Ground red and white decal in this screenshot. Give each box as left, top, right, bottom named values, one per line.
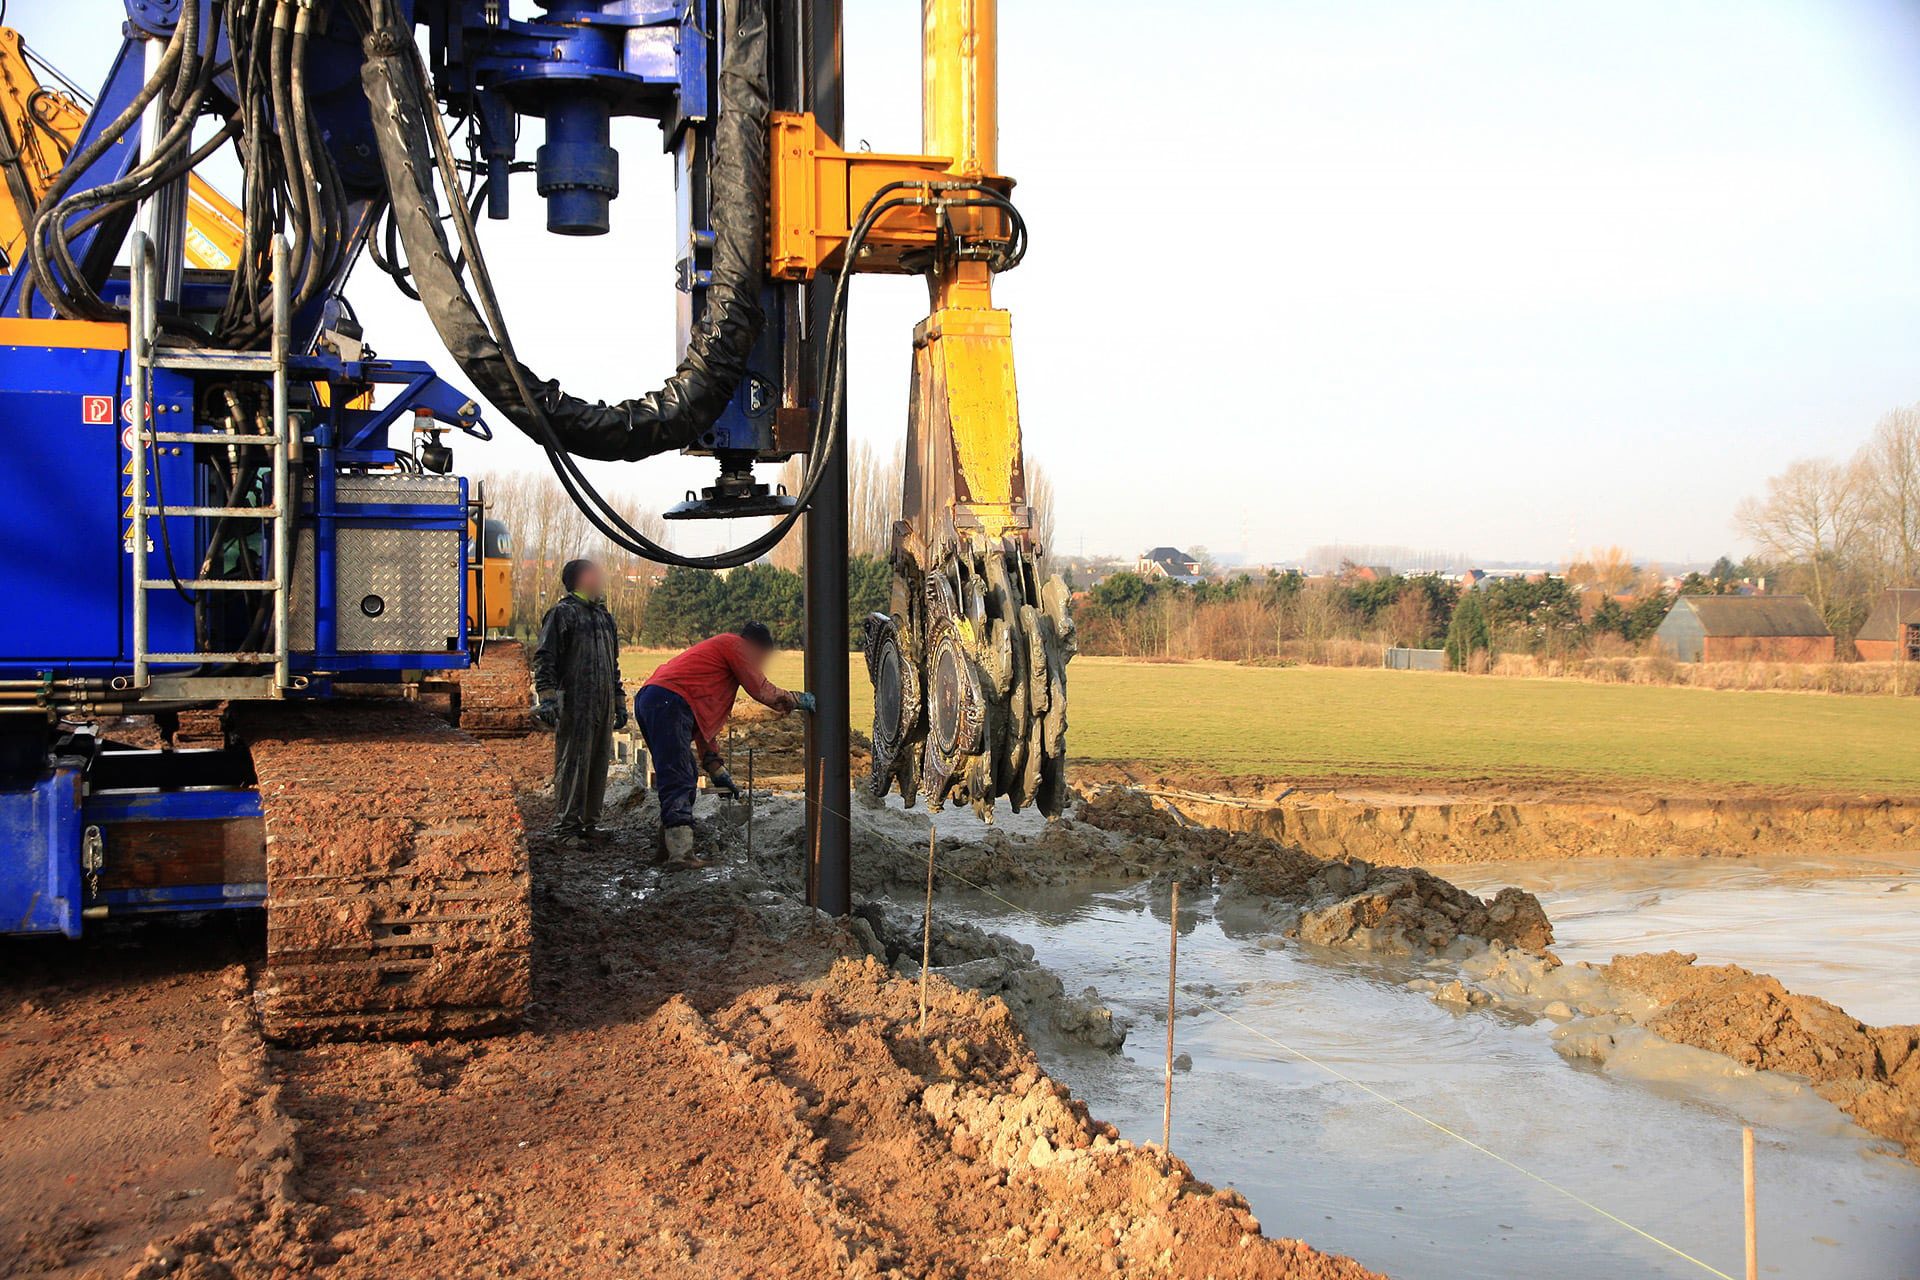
left=82, top=394, right=113, bottom=425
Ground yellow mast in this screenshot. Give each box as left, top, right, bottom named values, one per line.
left=921, top=0, right=998, bottom=311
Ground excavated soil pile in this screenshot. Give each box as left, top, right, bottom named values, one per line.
left=1098, top=775, right=1920, bottom=866
left=1602, top=952, right=1920, bottom=1164
left=854, top=902, right=1127, bottom=1051
left=268, top=960, right=1377, bottom=1278
left=1075, top=788, right=1553, bottom=955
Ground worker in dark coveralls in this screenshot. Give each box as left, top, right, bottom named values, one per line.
left=635, top=622, right=813, bottom=868
left=531, top=559, right=627, bottom=847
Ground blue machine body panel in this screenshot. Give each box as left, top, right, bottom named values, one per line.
left=0, top=331, right=478, bottom=937
left=0, top=342, right=133, bottom=666
left=0, top=0, right=776, bottom=939
left=0, top=764, right=84, bottom=937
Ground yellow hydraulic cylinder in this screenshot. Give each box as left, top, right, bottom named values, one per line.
left=922, top=0, right=996, bottom=177
left=923, top=0, right=998, bottom=310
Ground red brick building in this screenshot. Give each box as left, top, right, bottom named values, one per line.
left=1854, top=589, right=1920, bottom=662
left=1653, top=595, right=1835, bottom=663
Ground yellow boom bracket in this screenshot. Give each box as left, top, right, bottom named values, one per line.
left=767, top=111, right=1014, bottom=282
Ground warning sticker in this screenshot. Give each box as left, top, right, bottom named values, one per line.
left=82, top=394, right=113, bottom=425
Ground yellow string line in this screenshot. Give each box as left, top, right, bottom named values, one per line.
left=929, top=860, right=1739, bottom=1280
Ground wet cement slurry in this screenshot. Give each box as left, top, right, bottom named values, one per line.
left=1438, top=851, right=1920, bottom=1027
left=927, top=876, right=1920, bottom=1280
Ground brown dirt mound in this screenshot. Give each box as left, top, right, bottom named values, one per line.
left=1603, top=952, right=1920, bottom=1163
left=1294, top=867, right=1552, bottom=954
left=1078, top=788, right=1553, bottom=955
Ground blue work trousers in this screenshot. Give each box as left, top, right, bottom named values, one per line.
left=634, top=685, right=699, bottom=830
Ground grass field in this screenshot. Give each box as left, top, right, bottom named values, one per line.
left=621, top=649, right=1920, bottom=795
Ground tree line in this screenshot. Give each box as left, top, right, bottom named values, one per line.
left=1074, top=559, right=1773, bottom=668
left=1735, top=405, right=1920, bottom=638
left=636, top=559, right=890, bottom=649
left=1074, top=403, right=1920, bottom=668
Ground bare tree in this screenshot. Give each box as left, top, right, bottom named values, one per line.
left=1565, top=545, right=1637, bottom=596
left=1735, top=457, right=1870, bottom=622
left=476, top=467, right=665, bottom=635
left=766, top=443, right=1052, bottom=568
left=847, top=440, right=898, bottom=558
left=768, top=457, right=805, bottom=572
left=1385, top=585, right=1434, bottom=647
left=1027, top=458, right=1056, bottom=559
left=1861, top=406, right=1920, bottom=586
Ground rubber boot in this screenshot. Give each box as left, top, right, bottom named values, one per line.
left=661, top=825, right=710, bottom=871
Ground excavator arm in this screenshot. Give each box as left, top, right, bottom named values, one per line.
left=0, top=26, right=242, bottom=275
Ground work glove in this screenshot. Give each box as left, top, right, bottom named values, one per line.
left=791, top=691, right=817, bottom=714
left=702, top=752, right=740, bottom=799
left=613, top=703, right=629, bottom=731
left=533, top=696, right=559, bottom=728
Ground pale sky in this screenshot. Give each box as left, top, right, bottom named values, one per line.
left=25, top=0, right=1920, bottom=565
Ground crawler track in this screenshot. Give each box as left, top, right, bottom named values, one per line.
left=455, top=638, right=534, bottom=736
left=237, top=701, right=531, bottom=1042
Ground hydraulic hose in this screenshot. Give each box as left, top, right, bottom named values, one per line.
left=360, top=0, right=770, bottom=465
left=362, top=2, right=1026, bottom=570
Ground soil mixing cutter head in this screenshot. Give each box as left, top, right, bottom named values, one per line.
left=865, top=534, right=1073, bottom=819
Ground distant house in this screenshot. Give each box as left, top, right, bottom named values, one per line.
left=1854, top=589, right=1920, bottom=662
left=1138, top=546, right=1204, bottom=585
left=1653, top=595, right=1834, bottom=663
left=1344, top=564, right=1394, bottom=584
left=1458, top=568, right=1488, bottom=590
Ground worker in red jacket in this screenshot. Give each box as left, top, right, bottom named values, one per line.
left=635, top=621, right=814, bottom=868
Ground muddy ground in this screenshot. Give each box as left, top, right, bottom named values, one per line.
left=0, top=920, right=254, bottom=1276
left=0, top=733, right=1379, bottom=1280
left=1055, top=788, right=1920, bottom=1164
left=7, top=723, right=1915, bottom=1279
left=815, top=777, right=1920, bottom=1168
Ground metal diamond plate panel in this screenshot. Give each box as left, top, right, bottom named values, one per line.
left=331, top=474, right=462, bottom=505
left=291, top=476, right=464, bottom=654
